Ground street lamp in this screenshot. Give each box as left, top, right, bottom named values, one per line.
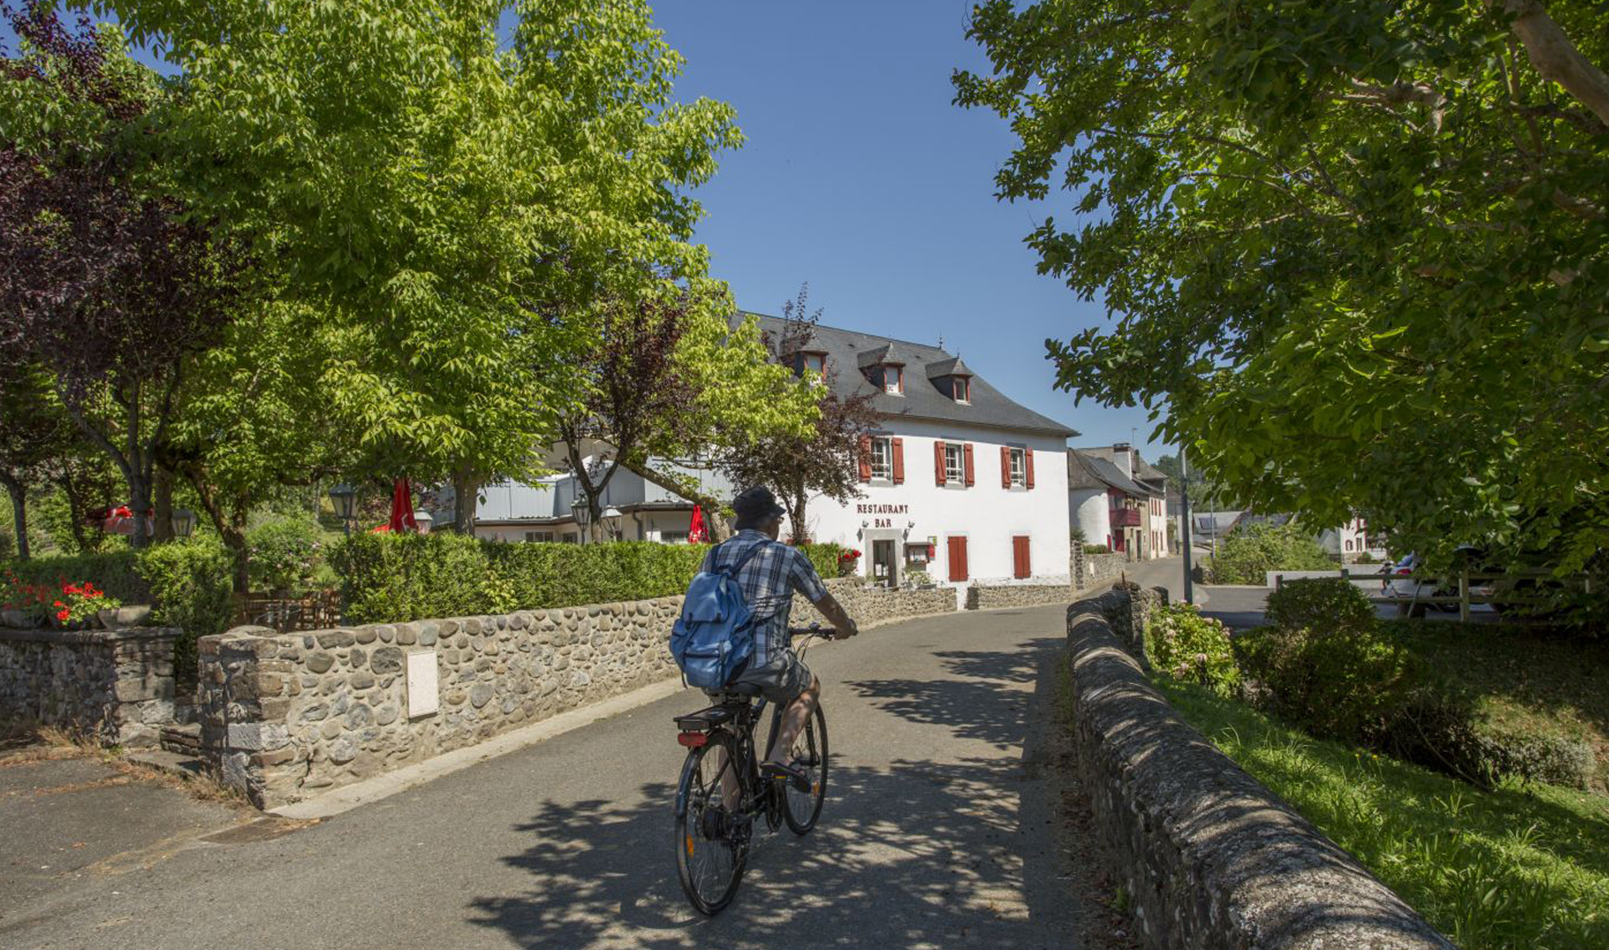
left=571, top=496, right=592, bottom=544
left=601, top=506, right=623, bottom=541
left=170, top=508, right=197, bottom=539
left=329, top=483, right=358, bottom=537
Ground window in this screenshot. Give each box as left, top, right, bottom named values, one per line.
left=1012, top=536, right=1031, bottom=579
left=661, top=531, right=688, bottom=544
left=800, top=352, right=826, bottom=378
left=1008, top=447, right=1026, bottom=488
left=561, top=533, right=579, bottom=544
left=870, top=436, right=893, bottom=481
left=883, top=366, right=903, bottom=394
left=523, top=530, right=555, bottom=543
left=952, top=376, right=971, bottom=403
left=944, top=444, right=965, bottom=484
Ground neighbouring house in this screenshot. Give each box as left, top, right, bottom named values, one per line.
left=446, top=312, right=1079, bottom=591
left=750, top=314, right=1077, bottom=589
left=1068, top=444, right=1168, bottom=560
left=1317, top=516, right=1376, bottom=560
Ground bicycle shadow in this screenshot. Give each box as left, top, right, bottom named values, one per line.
left=467, top=632, right=1083, bottom=949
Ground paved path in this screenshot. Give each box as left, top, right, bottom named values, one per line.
left=1, top=604, right=1089, bottom=950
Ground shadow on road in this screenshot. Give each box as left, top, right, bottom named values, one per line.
left=468, top=629, right=1080, bottom=950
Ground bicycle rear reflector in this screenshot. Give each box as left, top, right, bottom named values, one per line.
left=677, top=732, right=708, bottom=748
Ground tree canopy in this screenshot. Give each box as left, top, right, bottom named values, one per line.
left=957, top=1, right=1609, bottom=576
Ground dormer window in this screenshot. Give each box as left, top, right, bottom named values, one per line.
left=951, top=376, right=971, bottom=403
left=798, top=351, right=827, bottom=379
left=882, top=365, right=904, bottom=394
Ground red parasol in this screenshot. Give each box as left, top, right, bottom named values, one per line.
left=687, top=505, right=707, bottom=544
left=387, top=477, right=419, bottom=533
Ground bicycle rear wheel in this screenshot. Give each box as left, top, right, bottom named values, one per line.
left=769, top=701, right=828, bottom=835
left=674, top=732, right=748, bottom=915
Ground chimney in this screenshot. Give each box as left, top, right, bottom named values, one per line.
left=1112, top=442, right=1134, bottom=479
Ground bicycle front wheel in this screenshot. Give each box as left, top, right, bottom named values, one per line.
left=769, top=701, right=828, bottom=835
left=674, top=731, right=748, bottom=915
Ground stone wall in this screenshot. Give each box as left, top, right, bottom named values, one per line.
left=1064, top=590, right=1454, bottom=950
left=964, top=583, right=1074, bottom=610
left=0, top=626, right=179, bottom=747
left=200, top=583, right=957, bottom=808
left=791, top=577, right=956, bottom=630
left=1072, top=550, right=1128, bottom=589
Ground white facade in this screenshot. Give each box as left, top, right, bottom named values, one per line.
left=797, top=418, right=1071, bottom=588
left=1071, top=488, right=1111, bottom=550
left=1319, top=517, right=1372, bottom=560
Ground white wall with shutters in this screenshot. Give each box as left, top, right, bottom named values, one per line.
left=796, top=417, right=1071, bottom=587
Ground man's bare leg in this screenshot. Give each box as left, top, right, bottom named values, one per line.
left=767, top=676, right=821, bottom=767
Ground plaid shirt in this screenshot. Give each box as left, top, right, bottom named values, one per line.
left=700, top=530, right=829, bottom=666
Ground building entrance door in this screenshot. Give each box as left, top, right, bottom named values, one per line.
left=871, top=539, right=898, bottom=587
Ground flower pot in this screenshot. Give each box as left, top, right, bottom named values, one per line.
left=97, top=608, right=120, bottom=630
left=115, top=605, right=153, bottom=627
left=1, top=608, right=40, bottom=629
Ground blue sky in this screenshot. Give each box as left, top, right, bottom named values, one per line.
left=3, top=1, right=1172, bottom=458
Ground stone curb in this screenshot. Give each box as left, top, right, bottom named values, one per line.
left=1066, top=589, right=1454, bottom=950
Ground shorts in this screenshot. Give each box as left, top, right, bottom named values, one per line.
left=725, top=649, right=814, bottom=704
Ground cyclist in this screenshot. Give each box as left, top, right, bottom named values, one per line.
left=703, top=486, right=858, bottom=792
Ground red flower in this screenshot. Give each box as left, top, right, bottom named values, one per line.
left=53, top=600, right=64, bottom=607
left=56, top=609, right=70, bottom=622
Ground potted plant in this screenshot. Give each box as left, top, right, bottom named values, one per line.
left=836, top=549, right=862, bottom=578
left=903, top=569, right=934, bottom=590
left=51, top=581, right=121, bottom=630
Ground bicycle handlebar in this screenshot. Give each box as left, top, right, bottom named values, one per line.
left=787, top=623, right=837, bottom=639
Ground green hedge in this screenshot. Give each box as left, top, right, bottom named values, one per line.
left=4, top=550, right=152, bottom=605
left=332, top=534, right=855, bottom=625
left=1200, top=520, right=1336, bottom=584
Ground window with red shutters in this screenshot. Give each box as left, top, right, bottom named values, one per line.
left=892, top=437, right=905, bottom=484
left=934, top=440, right=947, bottom=486
left=858, top=434, right=872, bottom=482
left=1000, top=446, right=1011, bottom=488
left=947, top=536, right=969, bottom=582
left=1026, top=447, right=1035, bottom=489
left=963, top=443, right=975, bottom=486
left=1012, top=536, right=1031, bottom=578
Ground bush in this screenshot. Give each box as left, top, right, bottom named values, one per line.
left=138, top=539, right=236, bottom=689
left=331, top=533, right=715, bottom=624
left=1145, top=603, right=1240, bottom=698
left=3, top=550, right=150, bottom=604
left=1235, top=624, right=1421, bottom=742
left=1208, top=520, right=1335, bottom=584
left=1265, top=577, right=1376, bottom=635
left=1083, top=544, right=1111, bottom=555
left=245, top=516, right=328, bottom=592
left=795, top=542, right=849, bottom=580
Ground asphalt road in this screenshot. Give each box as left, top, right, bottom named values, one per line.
left=1, top=604, right=1089, bottom=950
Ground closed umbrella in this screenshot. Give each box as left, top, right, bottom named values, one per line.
left=687, top=505, right=707, bottom=544
left=388, top=478, right=418, bottom=533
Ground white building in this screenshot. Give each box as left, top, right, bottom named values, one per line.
left=1318, top=516, right=1375, bottom=560
left=460, top=315, right=1077, bottom=591
left=762, top=316, right=1075, bottom=588
left=1068, top=445, right=1168, bottom=560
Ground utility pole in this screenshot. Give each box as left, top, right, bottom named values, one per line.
left=1180, top=446, right=1195, bottom=604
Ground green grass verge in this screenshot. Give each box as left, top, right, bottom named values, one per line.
left=1387, top=621, right=1609, bottom=790
left=1157, top=678, right=1609, bottom=950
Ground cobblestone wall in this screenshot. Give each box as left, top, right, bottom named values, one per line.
left=0, top=626, right=179, bottom=747
left=1064, top=590, right=1454, bottom=950
left=200, top=582, right=957, bottom=808
left=964, top=583, right=1074, bottom=610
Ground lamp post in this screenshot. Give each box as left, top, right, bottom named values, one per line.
left=329, top=483, right=358, bottom=537
left=571, top=496, right=593, bottom=545
left=601, top=506, right=622, bottom=542
left=170, top=508, right=197, bottom=539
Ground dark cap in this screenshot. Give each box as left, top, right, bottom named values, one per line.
left=732, top=486, right=785, bottom=525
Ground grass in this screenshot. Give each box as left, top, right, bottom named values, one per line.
left=1386, top=620, right=1609, bottom=789
left=1158, top=678, right=1609, bottom=949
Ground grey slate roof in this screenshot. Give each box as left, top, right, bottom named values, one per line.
left=1067, top=450, right=1151, bottom=497
left=924, top=355, right=972, bottom=379
left=742, top=313, right=1078, bottom=437
left=855, top=343, right=908, bottom=369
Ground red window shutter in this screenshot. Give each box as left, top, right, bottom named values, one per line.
left=963, top=443, right=975, bottom=487
left=858, top=434, right=872, bottom=482
left=1000, top=446, right=1011, bottom=488
left=934, top=440, right=947, bottom=486
left=948, top=536, right=969, bottom=582
left=1013, top=536, right=1031, bottom=578
left=1025, top=447, right=1035, bottom=489
left=892, top=437, right=905, bottom=484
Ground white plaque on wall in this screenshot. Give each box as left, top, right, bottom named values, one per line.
left=406, top=650, right=439, bottom=719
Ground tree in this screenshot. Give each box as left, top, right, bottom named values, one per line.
left=956, top=1, right=1609, bottom=577
left=0, top=367, right=71, bottom=559
left=718, top=286, right=880, bottom=544
left=1, top=3, right=238, bottom=549
left=553, top=289, right=818, bottom=543
left=1153, top=453, right=1233, bottom=512
left=106, top=0, right=745, bottom=521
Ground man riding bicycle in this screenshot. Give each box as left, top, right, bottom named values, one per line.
left=705, top=486, right=858, bottom=791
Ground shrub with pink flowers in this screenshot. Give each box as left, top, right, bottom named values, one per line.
left=1144, top=603, right=1240, bottom=698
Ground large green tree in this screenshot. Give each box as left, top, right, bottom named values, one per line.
left=109, top=0, right=744, bottom=507
left=957, top=1, right=1609, bottom=577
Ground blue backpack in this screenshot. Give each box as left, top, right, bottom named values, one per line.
left=670, top=540, right=772, bottom=690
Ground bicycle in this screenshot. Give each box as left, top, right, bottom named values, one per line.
left=672, top=624, right=834, bottom=915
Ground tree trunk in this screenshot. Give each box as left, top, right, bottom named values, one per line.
left=128, top=471, right=152, bottom=549
left=623, top=459, right=733, bottom=542
left=1500, top=0, right=1609, bottom=128
left=1, top=473, right=29, bottom=561
left=152, top=465, right=174, bottom=543
left=55, top=475, right=94, bottom=552
left=452, top=470, right=479, bottom=535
